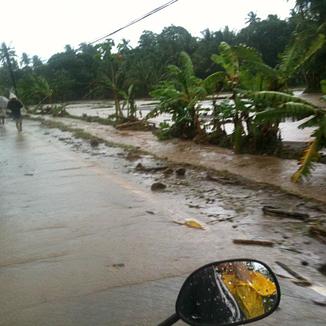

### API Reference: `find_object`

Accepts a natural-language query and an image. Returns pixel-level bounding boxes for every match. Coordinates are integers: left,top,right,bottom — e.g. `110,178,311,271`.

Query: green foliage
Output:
155,121,173,140
121,84,138,119
238,14,293,67
321,80,326,94
149,52,207,139
249,89,326,181
51,105,68,117
17,74,52,105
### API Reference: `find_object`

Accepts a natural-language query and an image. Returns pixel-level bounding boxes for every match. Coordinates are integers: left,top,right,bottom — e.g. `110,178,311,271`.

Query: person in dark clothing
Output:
7,97,23,132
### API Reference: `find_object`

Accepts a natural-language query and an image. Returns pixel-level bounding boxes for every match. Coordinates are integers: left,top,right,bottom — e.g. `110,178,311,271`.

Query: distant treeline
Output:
0,0,325,104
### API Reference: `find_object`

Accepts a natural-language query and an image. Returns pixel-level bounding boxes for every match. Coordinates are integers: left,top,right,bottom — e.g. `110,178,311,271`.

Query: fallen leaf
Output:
173,218,206,230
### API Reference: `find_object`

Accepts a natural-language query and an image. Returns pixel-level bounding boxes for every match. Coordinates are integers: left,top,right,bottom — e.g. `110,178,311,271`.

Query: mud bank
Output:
30,115,326,204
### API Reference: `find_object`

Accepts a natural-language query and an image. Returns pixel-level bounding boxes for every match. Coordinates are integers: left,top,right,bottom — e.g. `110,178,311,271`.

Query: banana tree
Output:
206,42,280,152
250,90,326,182
148,51,207,140
94,41,126,121
121,84,137,120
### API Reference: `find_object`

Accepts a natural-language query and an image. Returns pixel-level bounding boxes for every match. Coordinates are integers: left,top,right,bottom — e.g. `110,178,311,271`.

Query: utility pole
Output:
1,42,18,96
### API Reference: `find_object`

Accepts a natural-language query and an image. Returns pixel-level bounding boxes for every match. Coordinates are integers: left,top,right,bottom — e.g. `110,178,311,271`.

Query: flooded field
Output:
63,91,325,143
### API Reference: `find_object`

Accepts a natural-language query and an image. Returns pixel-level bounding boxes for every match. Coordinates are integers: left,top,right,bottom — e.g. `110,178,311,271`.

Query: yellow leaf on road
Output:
173,218,206,230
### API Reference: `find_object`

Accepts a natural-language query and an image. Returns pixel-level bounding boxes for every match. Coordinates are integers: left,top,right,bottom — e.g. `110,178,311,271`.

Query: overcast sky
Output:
1,0,296,61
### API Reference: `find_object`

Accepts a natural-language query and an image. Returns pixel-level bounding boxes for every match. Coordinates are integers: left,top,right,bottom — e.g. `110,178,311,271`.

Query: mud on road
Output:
47,120,326,281
1,119,326,325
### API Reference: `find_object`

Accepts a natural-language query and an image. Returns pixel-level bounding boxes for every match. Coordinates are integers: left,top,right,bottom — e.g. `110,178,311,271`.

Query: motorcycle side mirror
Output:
159,259,281,326
176,259,280,326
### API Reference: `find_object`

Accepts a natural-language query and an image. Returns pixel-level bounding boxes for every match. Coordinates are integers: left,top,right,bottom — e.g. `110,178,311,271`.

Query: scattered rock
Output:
301,261,309,266
112,263,125,268
126,150,141,161
90,138,99,147
146,210,155,215
151,182,167,191
135,163,145,171
176,167,186,176
163,168,173,176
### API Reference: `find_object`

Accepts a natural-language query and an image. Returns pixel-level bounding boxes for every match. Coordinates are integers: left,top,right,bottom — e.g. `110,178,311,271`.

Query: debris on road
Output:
163,168,173,176
309,225,326,244
115,120,154,131
275,261,312,286
136,162,168,172
176,167,186,176
206,172,239,185
111,263,125,268
173,218,206,230
318,263,326,276
151,182,167,191
233,239,274,247
262,205,309,220
312,298,326,306
90,138,100,147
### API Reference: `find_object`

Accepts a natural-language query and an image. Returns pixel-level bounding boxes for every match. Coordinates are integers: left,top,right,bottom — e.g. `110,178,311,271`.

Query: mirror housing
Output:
176,259,280,326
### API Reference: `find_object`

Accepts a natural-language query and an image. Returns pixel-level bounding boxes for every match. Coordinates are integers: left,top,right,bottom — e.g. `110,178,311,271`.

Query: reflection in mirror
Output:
177,260,279,326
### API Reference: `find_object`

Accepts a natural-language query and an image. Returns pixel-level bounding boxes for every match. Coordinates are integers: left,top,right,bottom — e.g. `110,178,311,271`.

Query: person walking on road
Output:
7,95,23,132
0,95,8,125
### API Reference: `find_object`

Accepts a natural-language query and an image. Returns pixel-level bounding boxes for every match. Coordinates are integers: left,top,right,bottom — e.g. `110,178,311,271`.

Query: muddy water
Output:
64,92,325,143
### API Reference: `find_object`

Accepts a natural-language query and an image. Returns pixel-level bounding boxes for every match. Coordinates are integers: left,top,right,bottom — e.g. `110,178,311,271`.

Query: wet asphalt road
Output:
0,120,325,325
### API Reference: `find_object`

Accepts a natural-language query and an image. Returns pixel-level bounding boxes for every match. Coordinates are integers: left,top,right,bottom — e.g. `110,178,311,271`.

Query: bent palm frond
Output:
291,138,320,183
256,102,315,123
204,72,225,93
245,91,315,107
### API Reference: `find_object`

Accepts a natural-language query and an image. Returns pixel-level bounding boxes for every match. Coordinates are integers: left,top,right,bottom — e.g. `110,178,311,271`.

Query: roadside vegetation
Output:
0,0,325,181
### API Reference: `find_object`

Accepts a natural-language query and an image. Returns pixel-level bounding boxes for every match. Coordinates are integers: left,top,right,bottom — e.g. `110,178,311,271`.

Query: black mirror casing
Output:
175,259,281,326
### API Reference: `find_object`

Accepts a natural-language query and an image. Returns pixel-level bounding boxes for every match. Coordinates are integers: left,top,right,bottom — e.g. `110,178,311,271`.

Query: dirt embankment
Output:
31,114,326,204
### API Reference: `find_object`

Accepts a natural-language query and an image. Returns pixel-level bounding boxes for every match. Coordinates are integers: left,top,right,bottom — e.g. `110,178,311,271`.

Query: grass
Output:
32,117,142,152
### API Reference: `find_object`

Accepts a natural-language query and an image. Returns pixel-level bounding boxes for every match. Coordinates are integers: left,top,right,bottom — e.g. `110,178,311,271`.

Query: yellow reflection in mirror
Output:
217,262,277,319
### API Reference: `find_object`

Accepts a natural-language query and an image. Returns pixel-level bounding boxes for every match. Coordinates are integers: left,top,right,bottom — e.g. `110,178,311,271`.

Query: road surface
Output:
0,120,325,325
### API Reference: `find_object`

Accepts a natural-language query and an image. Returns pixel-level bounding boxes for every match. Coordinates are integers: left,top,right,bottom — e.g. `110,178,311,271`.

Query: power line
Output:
88,0,179,45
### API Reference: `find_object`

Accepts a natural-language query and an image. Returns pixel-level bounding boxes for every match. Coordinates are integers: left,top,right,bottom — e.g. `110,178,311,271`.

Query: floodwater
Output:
64,91,325,143
0,120,326,325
